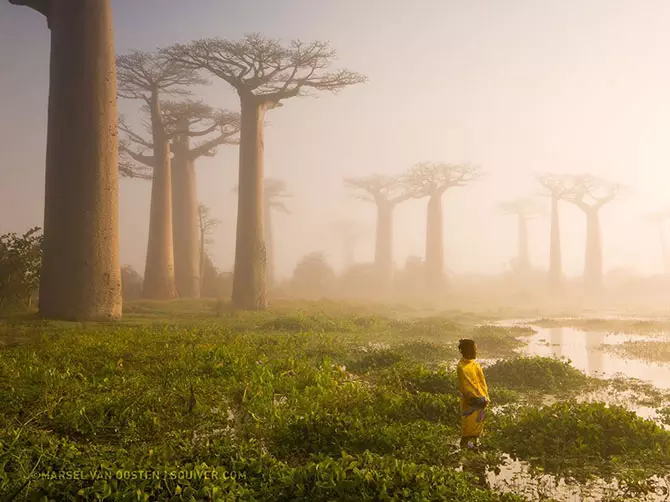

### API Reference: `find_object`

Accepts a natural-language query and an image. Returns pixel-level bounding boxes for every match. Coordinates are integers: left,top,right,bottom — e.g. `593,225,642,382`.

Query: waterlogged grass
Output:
532,317,670,335
1,302,667,500
490,401,670,495
603,340,670,364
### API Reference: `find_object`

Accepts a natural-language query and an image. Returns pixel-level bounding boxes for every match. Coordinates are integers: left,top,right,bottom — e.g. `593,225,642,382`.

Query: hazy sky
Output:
2,0,670,279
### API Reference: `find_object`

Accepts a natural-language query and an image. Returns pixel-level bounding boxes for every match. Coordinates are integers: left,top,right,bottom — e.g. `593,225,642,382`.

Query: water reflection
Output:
519,325,670,389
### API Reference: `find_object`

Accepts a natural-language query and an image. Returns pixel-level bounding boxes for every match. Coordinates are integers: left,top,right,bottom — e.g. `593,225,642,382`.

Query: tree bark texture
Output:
37,0,122,320
232,98,267,309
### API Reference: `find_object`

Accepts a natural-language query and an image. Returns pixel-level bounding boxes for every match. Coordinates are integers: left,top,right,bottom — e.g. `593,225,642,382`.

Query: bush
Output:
485,356,590,393
0,227,43,314
121,265,143,300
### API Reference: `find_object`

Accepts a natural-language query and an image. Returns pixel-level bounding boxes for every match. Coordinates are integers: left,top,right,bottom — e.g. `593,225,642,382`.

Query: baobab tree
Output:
9,0,122,320
498,197,543,276
404,162,480,293
263,179,290,288
535,173,574,291
564,175,621,293
164,34,366,309
344,174,411,290
122,101,240,298
116,51,207,300
643,209,670,275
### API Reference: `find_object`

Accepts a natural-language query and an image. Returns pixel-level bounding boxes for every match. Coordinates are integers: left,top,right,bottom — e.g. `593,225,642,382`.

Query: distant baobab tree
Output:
116,50,207,300
535,173,574,292
498,197,543,276
165,34,367,310
564,175,621,293
643,209,670,275
344,174,411,291
120,102,239,299
404,162,480,293
197,204,220,285
9,0,122,320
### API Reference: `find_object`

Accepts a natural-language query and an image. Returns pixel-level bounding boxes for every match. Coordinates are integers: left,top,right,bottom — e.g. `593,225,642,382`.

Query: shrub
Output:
0,227,43,314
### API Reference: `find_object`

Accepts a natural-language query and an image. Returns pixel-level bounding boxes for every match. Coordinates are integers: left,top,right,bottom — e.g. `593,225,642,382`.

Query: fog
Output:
2,0,670,282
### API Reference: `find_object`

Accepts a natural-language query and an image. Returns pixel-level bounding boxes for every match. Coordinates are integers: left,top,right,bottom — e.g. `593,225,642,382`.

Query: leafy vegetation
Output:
0,227,43,314
532,317,670,335
1,302,667,500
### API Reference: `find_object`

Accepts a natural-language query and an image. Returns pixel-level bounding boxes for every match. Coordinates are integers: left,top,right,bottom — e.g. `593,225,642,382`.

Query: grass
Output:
1,300,668,501
532,317,670,334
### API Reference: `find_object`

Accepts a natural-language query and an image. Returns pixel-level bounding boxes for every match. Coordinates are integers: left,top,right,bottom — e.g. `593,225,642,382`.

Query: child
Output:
456,338,489,449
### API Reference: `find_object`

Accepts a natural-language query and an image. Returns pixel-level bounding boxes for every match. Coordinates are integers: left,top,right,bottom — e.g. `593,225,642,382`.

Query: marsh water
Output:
483,319,670,501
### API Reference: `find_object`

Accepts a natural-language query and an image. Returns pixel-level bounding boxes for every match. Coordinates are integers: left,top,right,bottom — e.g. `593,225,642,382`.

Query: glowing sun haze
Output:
1,0,669,279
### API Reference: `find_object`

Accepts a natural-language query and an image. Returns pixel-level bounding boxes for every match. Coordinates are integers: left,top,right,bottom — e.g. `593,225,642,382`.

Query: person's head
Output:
458,339,477,359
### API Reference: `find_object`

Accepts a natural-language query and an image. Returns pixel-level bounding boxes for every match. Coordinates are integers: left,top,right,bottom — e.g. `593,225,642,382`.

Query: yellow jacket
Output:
456,358,489,437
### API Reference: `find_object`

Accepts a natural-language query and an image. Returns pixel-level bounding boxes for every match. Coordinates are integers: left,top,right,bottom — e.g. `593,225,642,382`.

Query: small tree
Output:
165,34,366,309
564,175,621,293
0,227,43,314
197,204,221,286
121,265,143,301
264,178,291,288
344,174,411,291
404,162,480,293
291,252,336,298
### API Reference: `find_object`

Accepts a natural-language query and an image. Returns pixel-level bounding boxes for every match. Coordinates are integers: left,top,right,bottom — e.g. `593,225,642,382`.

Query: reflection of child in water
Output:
456,339,489,449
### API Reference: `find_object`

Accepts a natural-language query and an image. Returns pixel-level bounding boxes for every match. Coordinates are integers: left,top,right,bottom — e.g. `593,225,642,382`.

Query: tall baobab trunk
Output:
425,194,446,292
584,209,603,293
232,98,267,309
143,95,176,299
517,212,530,274
548,195,563,291
264,204,275,289
171,134,201,299
38,1,122,320
375,203,394,290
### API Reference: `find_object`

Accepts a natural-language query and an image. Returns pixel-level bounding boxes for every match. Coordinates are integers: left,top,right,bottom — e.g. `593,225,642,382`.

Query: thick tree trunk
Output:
548,195,563,291
584,209,603,293
264,205,275,289
425,194,446,292
171,135,201,299
517,213,530,274
232,97,267,309
38,0,122,320
142,95,176,299
374,203,394,290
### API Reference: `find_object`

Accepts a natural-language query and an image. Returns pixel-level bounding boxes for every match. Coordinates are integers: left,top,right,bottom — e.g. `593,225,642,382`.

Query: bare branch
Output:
116,50,207,104
403,162,481,198
9,0,48,17
563,174,622,212
162,34,366,106
344,174,410,207
498,197,545,220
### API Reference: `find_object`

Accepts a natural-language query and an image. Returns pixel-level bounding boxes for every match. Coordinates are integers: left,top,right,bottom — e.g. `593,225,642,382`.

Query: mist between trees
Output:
3,1,667,319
